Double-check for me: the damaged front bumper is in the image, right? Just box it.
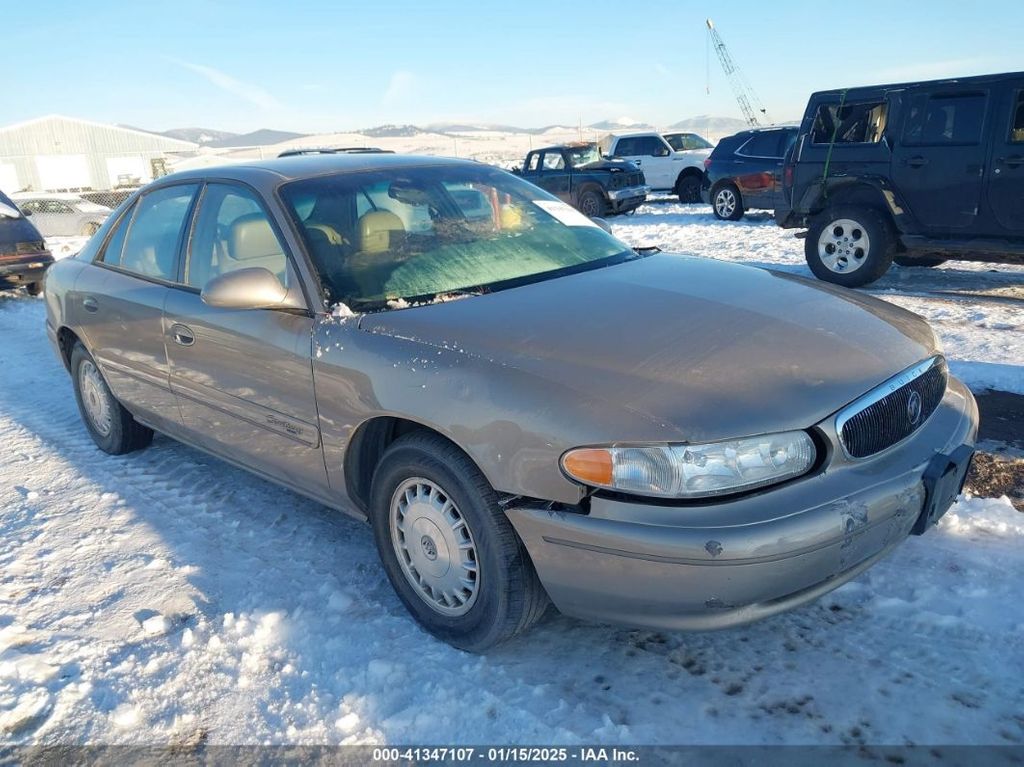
[506,377,978,631]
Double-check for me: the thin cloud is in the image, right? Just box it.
[169,58,281,111]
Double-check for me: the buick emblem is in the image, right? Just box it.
[420,535,438,561]
[906,391,923,426]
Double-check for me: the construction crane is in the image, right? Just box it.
[706,18,769,128]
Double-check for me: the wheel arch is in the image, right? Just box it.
[674,166,704,191]
[56,326,83,372]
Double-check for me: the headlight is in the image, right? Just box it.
[561,431,816,499]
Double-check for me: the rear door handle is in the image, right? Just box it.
[169,323,195,347]
[82,296,99,313]
[906,156,928,168]
[1002,155,1023,167]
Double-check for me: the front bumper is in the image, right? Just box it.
[606,184,650,203]
[507,377,978,631]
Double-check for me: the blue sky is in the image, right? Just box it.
[5,0,1022,133]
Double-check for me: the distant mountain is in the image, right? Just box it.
[207,129,307,148]
[361,124,429,138]
[588,118,656,131]
[161,127,238,144]
[668,115,749,134]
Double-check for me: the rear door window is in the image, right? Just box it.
[902,91,987,145]
[1009,90,1024,143]
[810,100,888,144]
[108,184,198,280]
[739,131,784,157]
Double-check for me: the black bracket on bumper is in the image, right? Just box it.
[912,445,974,535]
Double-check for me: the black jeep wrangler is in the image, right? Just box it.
[777,71,1024,286]
[513,143,650,217]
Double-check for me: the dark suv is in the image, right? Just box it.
[0,189,52,295]
[701,126,798,220]
[777,71,1024,286]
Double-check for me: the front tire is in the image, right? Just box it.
[369,432,548,651]
[25,282,42,296]
[804,206,895,287]
[576,187,604,218]
[711,183,744,221]
[70,343,153,454]
[676,173,702,204]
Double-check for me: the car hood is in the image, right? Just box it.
[358,255,938,441]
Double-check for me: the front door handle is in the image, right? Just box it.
[82,296,99,313]
[1002,155,1023,168]
[169,323,195,347]
[906,156,928,168]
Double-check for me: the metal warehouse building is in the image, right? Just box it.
[0,115,197,193]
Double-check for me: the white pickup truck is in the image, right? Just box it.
[599,132,712,203]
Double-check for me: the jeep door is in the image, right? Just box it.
[73,183,200,432]
[535,150,572,203]
[987,83,1024,233]
[163,181,329,492]
[891,87,990,231]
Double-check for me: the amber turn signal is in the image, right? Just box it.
[561,448,614,486]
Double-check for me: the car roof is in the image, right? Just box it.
[809,70,1024,100]
[153,153,477,187]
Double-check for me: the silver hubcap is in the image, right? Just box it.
[79,360,112,437]
[389,478,480,616]
[715,188,736,217]
[818,218,870,273]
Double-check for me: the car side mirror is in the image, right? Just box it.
[201,267,305,311]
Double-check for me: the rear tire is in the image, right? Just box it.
[711,183,744,221]
[804,206,895,287]
[894,255,947,268]
[369,432,548,652]
[676,173,702,204]
[25,282,42,296]
[70,343,153,455]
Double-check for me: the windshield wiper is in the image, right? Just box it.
[633,245,661,255]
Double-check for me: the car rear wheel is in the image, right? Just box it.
[805,206,895,287]
[711,183,744,221]
[70,342,153,454]
[369,432,548,652]
[894,255,947,268]
[25,282,42,296]
[676,174,702,204]
[576,188,604,218]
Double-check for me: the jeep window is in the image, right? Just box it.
[902,92,987,146]
[1009,91,1024,143]
[526,153,541,172]
[280,165,633,309]
[541,152,565,171]
[739,130,784,157]
[566,145,600,167]
[810,100,888,144]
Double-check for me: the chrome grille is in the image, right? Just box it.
[836,357,947,459]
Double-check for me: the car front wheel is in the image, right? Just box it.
[576,188,604,218]
[805,206,895,287]
[70,342,154,454]
[711,183,744,221]
[676,174,702,204]
[369,432,548,652]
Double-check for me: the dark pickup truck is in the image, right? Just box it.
[513,143,650,217]
[0,190,52,295]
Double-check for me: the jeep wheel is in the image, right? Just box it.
[576,188,604,218]
[369,432,548,652]
[676,174,702,204]
[25,282,43,296]
[805,206,895,287]
[894,255,947,268]
[711,183,744,221]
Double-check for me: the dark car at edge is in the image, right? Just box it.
[701,126,798,220]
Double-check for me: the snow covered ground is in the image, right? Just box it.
[1,202,1022,747]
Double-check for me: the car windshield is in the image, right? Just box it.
[280,164,634,310]
[664,133,713,151]
[566,144,600,167]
